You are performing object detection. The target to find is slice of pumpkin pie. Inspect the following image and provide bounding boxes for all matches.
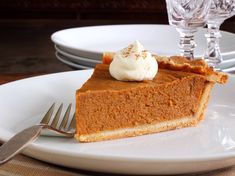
[75,41,227,142]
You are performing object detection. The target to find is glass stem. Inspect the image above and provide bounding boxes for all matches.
[204,22,223,68]
[176,28,197,60]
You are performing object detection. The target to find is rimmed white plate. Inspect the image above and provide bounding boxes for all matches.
[55,45,101,67]
[0,71,235,175]
[51,24,235,59]
[55,43,235,72]
[55,52,92,69]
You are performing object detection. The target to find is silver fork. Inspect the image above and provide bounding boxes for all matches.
[0,103,76,164]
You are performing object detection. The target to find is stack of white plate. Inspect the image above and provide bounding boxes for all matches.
[51,25,235,71]
[54,45,100,69]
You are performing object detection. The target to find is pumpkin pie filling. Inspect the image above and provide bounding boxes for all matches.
[76,64,207,134]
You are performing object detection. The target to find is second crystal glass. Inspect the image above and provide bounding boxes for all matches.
[204,0,235,68]
[165,0,212,60]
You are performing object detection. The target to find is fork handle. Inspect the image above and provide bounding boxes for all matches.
[0,125,43,164]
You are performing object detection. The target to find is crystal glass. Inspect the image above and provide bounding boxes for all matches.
[204,0,235,68]
[165,0,212,60]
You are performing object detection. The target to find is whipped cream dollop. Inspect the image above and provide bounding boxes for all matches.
[109,41,158,81]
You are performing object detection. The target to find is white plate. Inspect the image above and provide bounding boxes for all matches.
[55,52,92,69]
[219,56,235,71]
[51,24,235,59]
[0,72,235,175]
[55,45,101,67]
[56,46,235,72]
[55,43,235,72]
